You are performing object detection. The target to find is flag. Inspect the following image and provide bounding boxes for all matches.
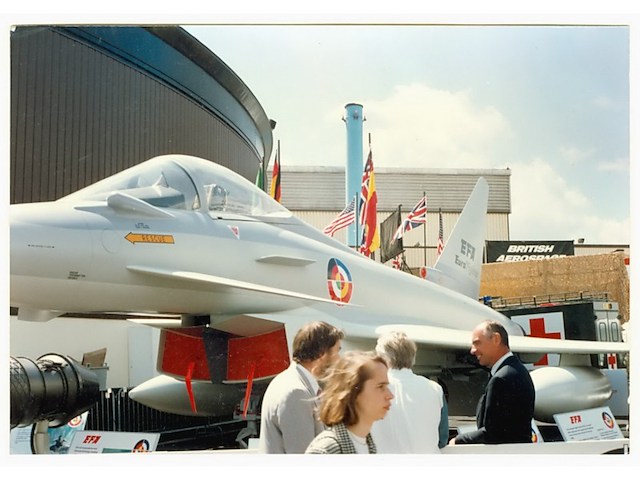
[323,198,356,237]
[359,150,380,256]
[269,147,281,202]
[255,161,264,190]
[392,196,427,241]
[437,208,445,257]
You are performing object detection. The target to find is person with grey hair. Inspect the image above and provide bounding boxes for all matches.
[370,330,449,453]
[449,320,535,445]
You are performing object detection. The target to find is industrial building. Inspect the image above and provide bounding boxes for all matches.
[271,166,629,268]
[274,166,510,268]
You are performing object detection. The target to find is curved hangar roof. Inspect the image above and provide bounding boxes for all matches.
[10,25,273,203]
[70,26,273,163]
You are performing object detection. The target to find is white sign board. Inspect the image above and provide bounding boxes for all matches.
[554,406,624,441]
[10,413,89,454]
[10,425,34,454]
[68,430,160,454]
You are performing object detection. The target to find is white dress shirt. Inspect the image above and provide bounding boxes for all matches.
[370,368,444,453]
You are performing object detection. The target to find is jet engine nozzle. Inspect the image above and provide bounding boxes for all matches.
[10,353,101,429]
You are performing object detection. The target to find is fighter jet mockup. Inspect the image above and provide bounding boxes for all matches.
[10,154,628,422]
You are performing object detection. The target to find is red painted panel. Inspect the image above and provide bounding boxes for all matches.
[159,328,211,380]
[227,327,290,381]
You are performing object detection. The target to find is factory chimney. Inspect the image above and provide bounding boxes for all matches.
[343,103,364,248]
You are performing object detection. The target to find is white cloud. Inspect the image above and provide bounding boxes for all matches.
[310,82,629,245]
[560,145,594,165]
[354,83,511,168]
[592,95,620,111]
[597,157,629,173]
[509,158,629,243]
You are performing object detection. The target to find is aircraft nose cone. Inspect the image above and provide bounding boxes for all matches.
[10,202,94,311]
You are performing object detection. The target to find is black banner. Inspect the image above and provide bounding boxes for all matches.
[486,240,575,263]
[380,207,403,264]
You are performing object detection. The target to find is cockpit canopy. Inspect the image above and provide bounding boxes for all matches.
[62,154,291,218]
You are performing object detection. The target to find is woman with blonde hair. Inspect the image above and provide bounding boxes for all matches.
[305,351,394,454]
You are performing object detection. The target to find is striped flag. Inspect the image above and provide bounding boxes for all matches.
[255,161,264,190]
[323,198,356,237]
[269,147,281,203]
[392,196,427,241]
[359,150,380,256]
[437,208,445,256]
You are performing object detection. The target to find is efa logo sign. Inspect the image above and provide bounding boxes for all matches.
[82,435,102,444]
[455,238,477,272]
[554,407,624,441]
[460,239,475,260]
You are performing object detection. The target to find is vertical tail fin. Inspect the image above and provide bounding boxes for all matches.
[424,177,488,299]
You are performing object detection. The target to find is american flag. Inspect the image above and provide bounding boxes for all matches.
[437,208,445,256]
[392,196,427,241]
[323,198,356,237]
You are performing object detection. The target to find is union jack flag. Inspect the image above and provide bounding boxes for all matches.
[437,208,445,256]
[392,196,427,241]
[323,198,356,237]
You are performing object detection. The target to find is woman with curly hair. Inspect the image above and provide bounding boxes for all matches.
[305,351,394,454]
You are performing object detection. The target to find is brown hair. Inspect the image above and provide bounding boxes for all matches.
[317,351,387,427]
[292,321,344,363]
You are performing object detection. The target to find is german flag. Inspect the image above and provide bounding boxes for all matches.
[269,146,281,203]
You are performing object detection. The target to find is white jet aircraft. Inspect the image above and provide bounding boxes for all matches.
[10,154,628,423]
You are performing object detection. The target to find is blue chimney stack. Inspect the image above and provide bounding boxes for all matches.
[343,103,364,247]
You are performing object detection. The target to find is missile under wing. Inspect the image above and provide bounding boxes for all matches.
[10,154,628,422]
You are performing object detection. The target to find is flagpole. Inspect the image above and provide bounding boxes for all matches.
[354,192,359,251]
[367,133,372,259]
[423,191,427,266]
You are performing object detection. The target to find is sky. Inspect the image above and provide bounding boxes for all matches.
[184,21,632,245]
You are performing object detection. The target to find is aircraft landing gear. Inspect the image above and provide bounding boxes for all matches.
[233,391,262,449]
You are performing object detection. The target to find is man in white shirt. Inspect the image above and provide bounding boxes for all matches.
[371,330,449,453]
[259,321,344,453]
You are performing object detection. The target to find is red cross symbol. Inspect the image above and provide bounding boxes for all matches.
[529,317,561,365]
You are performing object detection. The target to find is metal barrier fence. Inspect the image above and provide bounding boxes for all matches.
[85,388,246,451]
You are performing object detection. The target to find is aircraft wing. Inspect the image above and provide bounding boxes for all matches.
[127,265,350,308]
[375,324,630,354]
[507,333,629,354]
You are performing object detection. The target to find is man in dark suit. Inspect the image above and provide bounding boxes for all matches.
[450,320,535,445]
